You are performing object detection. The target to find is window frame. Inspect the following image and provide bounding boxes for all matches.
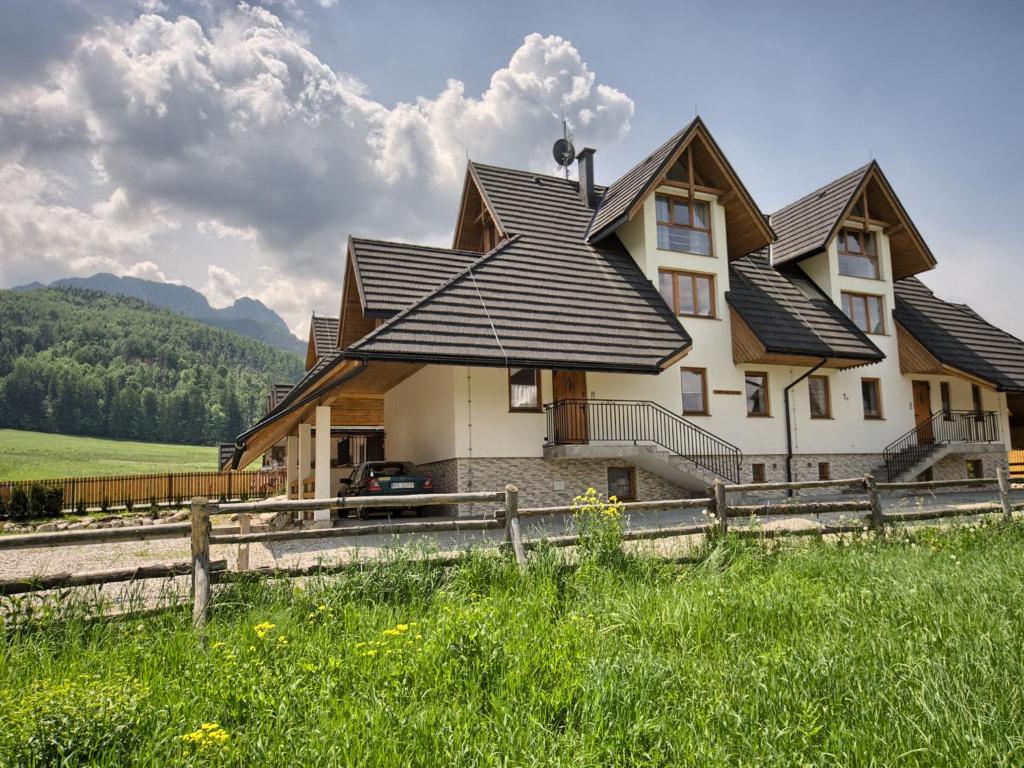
[658,268,717,319]
[966,459,984,479]
[680,367,710,416]
[861,377,884,420]
[607,466,637,502]
[841,290,886,335]
[818,462,831,481]
[751,463,767,484]
[836,227,881,280]
[507,368,542,413]
[808,375,832,419]
[655,193,713,257]
[744,371,771,417]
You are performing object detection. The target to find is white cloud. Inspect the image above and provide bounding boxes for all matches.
[197,219,258,242]
[203,264,245,308]
[120,259,180,283]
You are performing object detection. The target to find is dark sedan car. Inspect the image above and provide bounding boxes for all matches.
[340,461,434,519]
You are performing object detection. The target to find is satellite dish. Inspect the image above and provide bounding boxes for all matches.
[552,137,576,167]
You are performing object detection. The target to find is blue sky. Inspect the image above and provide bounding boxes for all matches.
[0,0,1021,336]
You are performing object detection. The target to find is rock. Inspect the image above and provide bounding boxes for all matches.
[66,522,88,530]
[166,511,190,522]
[267,510,295,530]
[78,517,94,525]
[35,522,58,532]
[56,522,69,531]
[140,518,153,526]
[110,519,125,528]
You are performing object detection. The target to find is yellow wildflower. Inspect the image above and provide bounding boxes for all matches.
[253,621,275,639]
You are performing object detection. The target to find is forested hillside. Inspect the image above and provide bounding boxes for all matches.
[0,288,303,445]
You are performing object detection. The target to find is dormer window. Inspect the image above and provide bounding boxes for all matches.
[656,195,711,256]
[837,227,879,279]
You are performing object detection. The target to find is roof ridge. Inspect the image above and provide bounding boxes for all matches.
[769,162,873,221]
[350,235,480,256]
[470,160,603,188]
[347,235,523,352]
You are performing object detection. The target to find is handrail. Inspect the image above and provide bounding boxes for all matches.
[882,409,1000,481]
[544,398,742,483]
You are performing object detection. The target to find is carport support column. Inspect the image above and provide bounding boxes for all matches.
[285,434,298,499]
[298,422,313,501]
[314,405,332,523]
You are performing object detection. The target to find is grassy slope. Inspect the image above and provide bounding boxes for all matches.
[0,429,217,480]
[3,525,1024,766]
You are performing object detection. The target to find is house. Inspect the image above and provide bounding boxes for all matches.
[226,118,1024,521]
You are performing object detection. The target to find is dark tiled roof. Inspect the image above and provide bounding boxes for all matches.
[310,315,339,357]
[769,164,870,267]
[350,238,480,316]
[894,277,1024,392]
[585,119,697,241]
[348,232,691,372]
[266,382,294,413]
[726,249,884,363]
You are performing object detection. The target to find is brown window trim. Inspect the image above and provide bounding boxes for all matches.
[751,463,767,483]
[966,459,983,479]
[655,193,713,256]
[607,466,637,502]
[818,462,831,481]
[681,367,710,416]
[744,371,771,417]
[836,227,881,280]
[862,377,884,420]
[841,290,886,335]
[658,267,717,319]
[808,375,832,419]
[508,368,542,413]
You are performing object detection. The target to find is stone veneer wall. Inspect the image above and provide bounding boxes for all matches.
[930,448,1008,482]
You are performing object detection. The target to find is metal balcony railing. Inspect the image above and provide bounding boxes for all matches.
[544,399,743,483]
[883,410,1000,481]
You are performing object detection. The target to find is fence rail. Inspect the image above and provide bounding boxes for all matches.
[0,468,287,513]
[2,470,1020,625]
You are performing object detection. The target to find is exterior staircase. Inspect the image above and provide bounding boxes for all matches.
[543,399,742,490]
[878,410,1001,482]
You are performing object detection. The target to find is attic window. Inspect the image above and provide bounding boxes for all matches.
[656,195,711,256]
[837,227,880,279]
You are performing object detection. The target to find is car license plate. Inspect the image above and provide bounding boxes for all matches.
[393,482,415,489]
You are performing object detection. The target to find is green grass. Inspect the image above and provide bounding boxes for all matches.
[3,525,1024,765]
[0,429,217,480]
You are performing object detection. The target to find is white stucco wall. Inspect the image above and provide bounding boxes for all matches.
[384,365,457,465]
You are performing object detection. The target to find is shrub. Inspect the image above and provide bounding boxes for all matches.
[75,498,87,516]
[28,484,48,518]
[125,499,134,514]
[572,487,626,567]
[44,486,64,517]
[8,487,29,520]
[0,493,6,520]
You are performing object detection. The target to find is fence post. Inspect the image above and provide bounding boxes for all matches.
[713,479,728,536]
[504,484,527,570]
[864,474,885,538]
[237,512,250,571]
[190,497,212,628]
[997,466,1014,523]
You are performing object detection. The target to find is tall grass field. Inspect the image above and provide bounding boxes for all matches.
[0,429,217,480]
[3,524,1024,765]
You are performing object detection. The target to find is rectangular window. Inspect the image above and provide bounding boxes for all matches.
[862,378,883,419]
[508,368,541,412]
[808,375,831,419]
[745,372,770,416]
[656,194,712,256]
[818,462,831,481]
[751,463,766,483]
[940,382,952,419]
[841,291,885,334]
[681,367,709,415]
[658,269,716,318]
[966,459,983,479]
[837,227,880,279]
[607,466,637,501]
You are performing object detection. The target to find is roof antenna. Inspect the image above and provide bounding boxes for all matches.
[552,114,576,180]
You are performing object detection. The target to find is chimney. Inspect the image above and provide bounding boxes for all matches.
[577,147,597,207]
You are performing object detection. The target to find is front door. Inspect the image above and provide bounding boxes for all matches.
[913,381,934,444]
[552,370,588,444]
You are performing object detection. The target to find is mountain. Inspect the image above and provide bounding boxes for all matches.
[16,273,305,354]
[0,287,304,447]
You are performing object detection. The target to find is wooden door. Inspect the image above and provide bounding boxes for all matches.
[913,381,933,444]
[552,370,588,444]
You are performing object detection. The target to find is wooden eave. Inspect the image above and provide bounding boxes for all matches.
[896,321,998,391]
[604,119,775,258]
[337,246,376,350]
[304,324,318,371]
[452,164,507,252]
[830,162,936,280]
[730,308,879,370]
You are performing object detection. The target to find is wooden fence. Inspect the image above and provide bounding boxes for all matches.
[0,469,1019,627]
[0,468,287,513]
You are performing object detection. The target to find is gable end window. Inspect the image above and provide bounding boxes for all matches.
[745,372,770,416]
[656,194,712,256]
[842,291,885,335]
[862,378,883,419]
[508,368,541,412]
[808,375,831,419]
[681,367,709,416]
[837,228,880,279]
[658,269,716,318]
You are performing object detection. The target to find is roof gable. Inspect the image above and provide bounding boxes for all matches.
[586,117,773,258]
[306,314,339,369]
[894,277,1024,391]
[347,233,691,373]
[770,161,936,279]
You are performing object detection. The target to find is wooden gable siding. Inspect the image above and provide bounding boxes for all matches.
[453,166,504,253]
[338,251,376,349]
[896,322,943,375]
[330,396,384,426]
[730,308,876,370]
[304,324,319,370]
